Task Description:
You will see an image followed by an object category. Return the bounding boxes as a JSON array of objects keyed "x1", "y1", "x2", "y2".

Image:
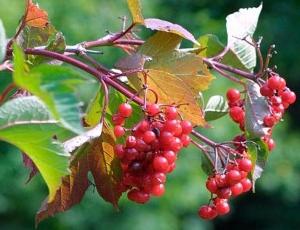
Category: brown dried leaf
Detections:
[
  {"x1": 25, "y1": 0, "x2": 49, "y2": 28},
  {"x1": 22, "y1": 153, "x2": 38, "y2": 183},
  {"x1": 35, "y1": 150, "x2": 90, "y2": 226},
  {"x1": 88, "y1": 126, "x2": 122, "y2": 207},
  {"x1": 141, "y1": 69, "x2": 206, "y2": 126}
]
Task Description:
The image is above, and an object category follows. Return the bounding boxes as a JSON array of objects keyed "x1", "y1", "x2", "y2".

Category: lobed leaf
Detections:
[
  {"x1": 13, "y1": 44, "x2": 86, "y2": 134},
  {"x1": 226, "y1": 4, "x2": 263, "y2": 71},
  {"x1": 0, "y1": 19, "x2": 6, "y2": 63},
  {"x1": 0, "y1": 96, "x2": 70, "y2": 201},
  {"x1": 205, "y1": 95, "x2": 228, "y2": 121}
]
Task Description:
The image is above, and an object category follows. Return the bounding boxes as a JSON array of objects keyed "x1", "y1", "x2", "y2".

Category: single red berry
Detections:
[
  {"x1": 181, "y1": 120, "x2": 193, "y2": 134},
  {"x1": 271, "y1": 96, "x2": 282, "y2": 106},
  {"x1": 165, "y1": 106, "x2": 178, "y2": 120},
  {"x1": 114, "y1": 125, "x2": 125, "y2": 137},
  {"x1": 137, "y1": 120, "x2": 150, "y2": 132},
  {"x1": 263, "y1": 115, "x2": 276, "y2": 127},
  {"x1": 135, "y1": 139, "x2": 149, "y2": 152},
  {"x1": 281, "y1": 90, "x2": 296, "y2": 105},
  {"x1": 114, "y1": 144, "x2": 125, "y2": 159},
  {"x1": 272, "y1": 104, "x2": 285, "y2": 114},
  {"x1": 126, "y1": 136, "x2": 137, "y2": 148},
  {"x1": 267, "y1": 75, "x2": 281, "y2": 90},
  {"x1": 127, "y1": 189, "x2": 150, "y2": 204},
  {"x1": 206, "y1": 178, "x2": 218, "y2": 193},
  {"x1": 181, "y1": 134, "x2": 191, "y2": 147},
  {"x1": 226, "y1": 88, "x2": 241, "y2": 102},
  {"x1": 278, "y1": 77, "x2": 286, "y2": 90},
  {"x1": 118, "y1": 103, "x2": 132, "y2": 118},
  {"x1": 198, "y1": 205, "x2": 218, "y2": 220},
  {"x1": 215, "y1": 200, "x2": 230, "y2": 215},
  {"x1": 169, "y1": 137, "x2": 183, "y2": 153},
  {"x1": 151, "y1": 172, "x2": 166, "y2": 185},
  {"x1": 163, "y1": 120, "x2": 178, "y2": 134},
  {"x1": 125, "y1": 148, "x2": 138, "y2": 161},
  {"x1": 146, "y1": 103, "x2": 160, "y2": 116},
  {"x1": 160, "y1": 131, "x2": 175, "y2": 147},
  {"x1": 173, "y1": 122, "x2": 183, "y2": 137},
  {"x1": 267, "y1": 138, "x2": 276, "y2": 151},
  {"x1": 151, "y1": 183, "x2": 165, "y2": 197},
  {"x1": 237, "y1": 158, "x2": 253, "y2": 173},
  {"x1": 153, "y1": 156, "x2": 169, "y2": 173},
  {"x1": 215, "y1": 174, "x2": 227, "y2": 188},
  {"x1": 168, "y1": 162, "x2": 176, "y2": 173},
  {"x1": 260, "y1": 85, "x2": 273, "y2": 97},
  {"x1": 241, "y1": 178, "x2": 252, "y2": 193},
  {"x1": 226, "y1": 170, "x2": 242, "y2": 185},
  {"x1": 217, "y1": 187, "x2": 232, "y2": 199},
  {"x1": 229, "y1": 106, "x2": 245, "y2": 123},
  {"x1": 143, "y1": 131, "x2": 156, "y2": 144},
  {"x1": 163, "y1": 150, "x2": 177, "y2": 164},
  {"x1": 231, "y1": 182, "x2": 244, "y2": 197},
  {"x1": 112, "y1": 113, "x2": 125, "y2": 126}
]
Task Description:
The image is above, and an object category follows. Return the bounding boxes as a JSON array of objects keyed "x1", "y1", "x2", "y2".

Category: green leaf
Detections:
[
  {"x1": 247, "y1": 138, "x2": 269, "y2": 191},
  {"x1": 0, "y1": 96, "x2": 70, "y2": 200},
  {"x1": 205, "y1": 95, "x2": 228, "y2": 121},
  {"x1": 198, "y1": 34, "x2": 247, "y2": 71},
  {"x1": 245, "y1": 80, "x2": 269, "y2": 138},
  {"x1": 226, "y1": 4, "x2": 263, "y2": 71},
  {"x1": 0, "y1": 19, "x2": 6, "y2": 63},
  {"x1": 127, "y1": 0, "x2": 144, "y2": 24},
  {"x1": 13, "y1": 44, "x2": 86, "y2": 134}
]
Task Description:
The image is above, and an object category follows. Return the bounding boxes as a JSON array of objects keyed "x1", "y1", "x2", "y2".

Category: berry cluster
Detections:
[
  {"x1": 260, "y1": 73, "x2": 296, "y2": 150},
  {"x1": 113, "y1": 102, "x2": 193, "y2": 204},
  {"x1": 199, "y1": 155, "x2": 253, "y2": 220}
]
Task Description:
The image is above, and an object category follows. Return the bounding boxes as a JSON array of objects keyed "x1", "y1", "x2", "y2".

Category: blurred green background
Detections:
[{"x1": 0, "y1": 0, "x2": 300, "y2": 229}]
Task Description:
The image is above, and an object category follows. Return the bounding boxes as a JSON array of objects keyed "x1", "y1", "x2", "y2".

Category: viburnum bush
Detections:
[{"x1": 0, "y1": 0, "x2": 296, "y2": 225}]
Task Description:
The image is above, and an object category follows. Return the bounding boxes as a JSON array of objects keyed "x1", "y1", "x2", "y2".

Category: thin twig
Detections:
[{"x1": 0, "y1": 83, "x2": 16, "y2": 104}]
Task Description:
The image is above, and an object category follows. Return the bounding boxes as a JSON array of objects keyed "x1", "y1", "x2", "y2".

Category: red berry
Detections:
[
  {"x1": 237, "y1": 158, "x2": 253, "y2": 173},
  {"x1": 151, "y1": 184, "x2": 165, "y2": 197},
  {"x1": 260, "y1": 85, "x2": 273, "y2": 97},
  {"x1": 165, "y1": 106, "x2": 178, "y2": 120},
  {"x1": 272, "y1": 104, "x2": 285, "y2": 114},
  {"x1": 127, "y1": 189, "x2": 150, "y2": 204},
  {"x1": 267, "y1": 75, "x2": 281, "y2": 90},
  {"x1": 143, "y1": 131, "x2": 156, "y2": 144},
  {"x1": 126, "y1": 136, "x2": 137, "y2": 148},
  {"x1": 226, "y1": 170, "x2": 242, "y2": 185},
  {"x1": 241, "y1": 178, "x2": 252, "y2": 193},
  {"x1": 263, "y1": 115, "x2": 276, "y2": 127},
  {"x1": 270, "y1": 96, "x2": 282, "y2": 106},
  {"x1": 163, "y1": 150, "x2": 177, "y2": 164},
  {"x1": 181, "y1": 134, "x2": 191, "y2": 147},
  {"x1": 181, "y1": 120, "x2": 193, "y2": 134},
  {"x1": 137, "y1": 120, "x2": 150, "y2": 132},
  {"x1": 114, "y1": 144, "x2": 125, "y2": 159},
  {"x1": 125, "y1": 148, "x2": 138, "y2": 161},
  {"x1": 146, "y1": 103, "x2": 160, "y2": 116},
  {"x1": 229, "y1": 106, "x2": 245, "y2": 123},
  {"x1": 278, "y1": 77, "x2": 286, "y2": 90},
  {"x1": 267, "y1": 138, "x2": 276, "y2": 151},
  {"x1": 118, "y1": 103, "x2": 132, "y2": 118},
  {"x1": 114, "y1": 125, "x2": 125, "y2": 137},
  {"x1": 112, "y1": 114, "x2": 125, "y2": 126},
  {"x1": 206, "y1": 178, "x2": 218, "y2": 193},
  {"x1": 198, "y1": 205, "x2": 218, "y2": 220},
  {"x1": 215, "y1": 174, "x2": 227, "y2": 188},
  {"x1": 151, "y1": 172, "x2": 166, "y2": 184},
  {"x1": 163, "y1": 120, "x2": 178, "y2": 134},
  {"x1": 160, "y1": 131, "x2": 174, "y2": 147},
  {"x1": 226, "y1": 88, "x2": 241, "y2": 102},
  {"x1": 215, "y1": 200, "x2": 230, "y2": 215},
  {"x1": 231, "y1": 182, "x2": 243, "y2": 197},
  {"x1": 217, "y1": 187, "x2": 232, "y2": 199},
  {"x1": 169, "y1": 137, "x2": 183, "y2": 153},
  {"x1": 153, "y1": 156, "x2": 169, "y2": 173},
  {"x1": 135, "y1": 139, "x2": 149, "y2": 152},
  {"x1": 281, "y1": 90, "x2": 296, "y2": 104}
]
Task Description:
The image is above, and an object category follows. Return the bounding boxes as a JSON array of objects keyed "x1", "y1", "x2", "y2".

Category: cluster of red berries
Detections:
[
  {"x1": 112, "y1": 102, "x2": 193, "y2": 204},
  {"x1": 226, "y1": 88, "x2": 245, "y2": 131},
  {"x1": 260, "y1": 73, "x2": 296, "y2": 150},
  {"x1": 198, "y1": 155, "x2": 253, "y2": 220}
]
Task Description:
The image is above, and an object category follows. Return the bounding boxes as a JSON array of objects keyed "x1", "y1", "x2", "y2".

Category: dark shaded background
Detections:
[{"x1": 0, "y1": 0, "x2": 299, "y2": 229}]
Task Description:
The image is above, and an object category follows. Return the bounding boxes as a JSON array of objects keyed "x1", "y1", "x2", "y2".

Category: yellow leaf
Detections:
[{"x1": 127, "y1": 0, "x2": 144, "y2": 24}]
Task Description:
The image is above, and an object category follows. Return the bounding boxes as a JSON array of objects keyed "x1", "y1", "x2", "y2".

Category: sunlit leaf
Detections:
[
  {"x1": 0, "y1": 19, "x2": 6, "y2": 63},
  {"x1": 226, "y1": 4, "x2": 263, "y2": 71},
  {"x1": 140, "y1": 69, "x2": 206, "y2": 126},
  {"x1": 127, "y1": 0, "x2": 144, "y2": 24},
  {"x1": 25, "y1": 0, "x2": 49, "y2": 28},
  {"x1": 0, "y1": 96, "x2": 70, "y2": 201},
  {"x1": 13, "y1": 45, "x2": 86, "y2": 134},
  {"x1": 205, "y1": 95, "x2": 228, "y2": 121}
]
